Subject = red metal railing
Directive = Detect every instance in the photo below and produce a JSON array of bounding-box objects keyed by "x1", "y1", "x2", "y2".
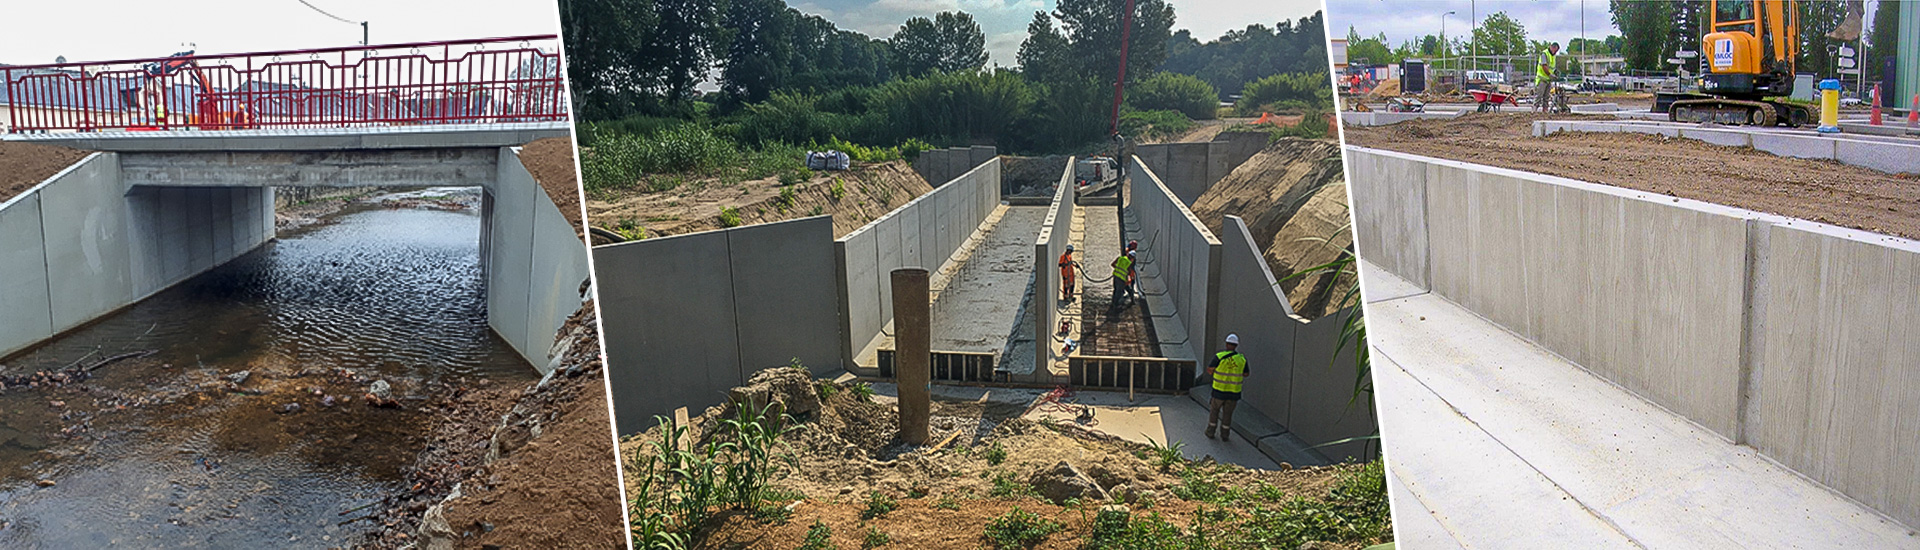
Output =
[{"x1": 2, "y1": 35, "x2": 565, "y2": 134}]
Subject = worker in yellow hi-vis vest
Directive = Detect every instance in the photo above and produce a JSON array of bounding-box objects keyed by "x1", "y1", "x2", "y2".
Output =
[
  {"x1": 1205, "y1": 333, "x2": 1247, "y2": 442},
  {"x1": 1109, "y1": 243, "x2": 1137, "y2": 309}
]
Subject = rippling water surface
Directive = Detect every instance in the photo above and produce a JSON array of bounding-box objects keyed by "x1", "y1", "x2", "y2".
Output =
[{"x1": 0, "y1": 195, "x2": 533, "y2": 547}]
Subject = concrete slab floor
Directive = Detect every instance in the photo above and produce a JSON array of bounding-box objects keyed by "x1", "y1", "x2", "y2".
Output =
[
  {"x1": 855, "y1": 378, "x2": 1278, "y2": 470},
  {"x1": 856, "y1": 204, "x2": 1011, "y2": 367},
  {"x1": 928, "y1": 206, "x2": 1044, "y2": 354},
  {"x1": 1362, "y1": 261, "x2": 1920, "y2": 549}
]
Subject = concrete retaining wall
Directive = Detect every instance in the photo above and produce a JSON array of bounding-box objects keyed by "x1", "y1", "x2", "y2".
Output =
[
  {"x1": 838, "y1": 159, "x2": 1003, "y2": 364},
  {"x1": 910, "y1": 146, "x2": 997, "y2": 190},
  {"x1": 1, "y1": 153, "x2": 274, "y2": 358},
  {"x1": 1217, "y1": 215, "x2": 1377, "y2": 462},
  {"x1": 120, "y1": 149, "x2": 500, "y2": 187},
  {"x1": 1534, "y1": 120, "x2": 1920, "y2": 175},
  {"x1": 485, "y1": 146, "x2": 592, "y2": 372},
  {"x1": 1133, "y1": 132, "x2": 1267, "y2": 205},
  {"x1": 1032, "y1": 158, "x2": 1076, "y2": 375},
  {"x1": 1338, "y1": 111, "x2": 1461, "y2": 127},
  {"x1": 1128, "y1": 156, "x2": 1220, "y2": 362},
  {"x1": 596, "y1": 216, "x2": 842, "y2": 435},
  {"x1": 1348, "y1": 145, "x2": 1920, "y2": 529}
]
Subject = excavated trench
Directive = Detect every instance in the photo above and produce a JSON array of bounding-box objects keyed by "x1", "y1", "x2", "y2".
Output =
[{"x1": 0, "y1": 189, "x2": 534, "y2": 547}]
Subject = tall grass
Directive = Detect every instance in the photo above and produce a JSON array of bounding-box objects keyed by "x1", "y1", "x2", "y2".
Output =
[{"x1": 627, "y1": 400, "x2": 799, "y2": 549}]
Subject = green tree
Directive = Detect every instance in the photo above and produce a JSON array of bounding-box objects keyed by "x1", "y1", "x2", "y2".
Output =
[
  {"x1": 719, "y1": 0, "x2": 796, "y2": 104},
  {"x1": 889, "y1": 11, "x2": 989, "y2": 78},
  {"x1": 1344, "y1": 27, "x2": 1394, "y2": 64},
  {"x1": 1866, "y1": 0, "x2": 1901, "y2": 85},
  {"x1": 1611, "y1": 1, "x2": 1676, "y2": 71},
  {"x1": 1157, "y1": 12, "x2": 1325, "y2": 99},
  {"x1": 1054, "y1": 0, "x2": 1177, "y2": 88},
  {"x1": 559, "y1": 0, "x2": 660, "y2": 120},
  {"x1": 1017, "y1": 11, "x2": 1073, "y2": 83},
  {"x1": 645, "y1": 0, "x2": 721, "y2": 103},
  {"x1": 1797, "y1": 0, "x2": 1852, "y2": 76},
  {"x1": 1126, "y1": 72, "x2": 1217, "y2": 119},
  {"x1": 1472, "y1": 11, "x2": 1530, "y2": 57}
]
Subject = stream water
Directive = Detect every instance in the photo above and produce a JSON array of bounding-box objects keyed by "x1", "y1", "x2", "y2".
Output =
[{"x1": 0, "y1": 188, "x2": 534, "y2": 547}]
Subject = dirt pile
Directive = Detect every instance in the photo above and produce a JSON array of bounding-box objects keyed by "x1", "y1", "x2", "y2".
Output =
[
  {"x1": 517, "y1": 137, "x2": 585, "y2": 238},
  {"x1": 586, "y1": 160, "x2": 933, "y2": 243},
  {"x1": 625, "y1": 368, "x2": 1386, "y2": 549},
  {"x1": 1002, "y1": 155, "x2": 1069, "y2": 196},
  {"x1": 360, "y1": 301, "x2": 624, "y2": 549},
  {"x1": 1346, "y1": 112, "x2": 1920, "y2": 240},
  {"x1": 0, "y1": 142, "x2": 91, "y2": 203},
  {"x1": 1190, "y1": 138, "x2": 1353, "y2": 319}
]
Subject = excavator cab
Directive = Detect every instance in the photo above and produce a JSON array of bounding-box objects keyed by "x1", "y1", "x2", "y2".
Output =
[{"x1": 1672, "y1": 0, "x2": 1821, "y2": 126}]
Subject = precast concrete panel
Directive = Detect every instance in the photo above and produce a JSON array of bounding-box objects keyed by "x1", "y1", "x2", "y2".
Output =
[
  {"x1": 969, "y1": 146, "x2": 995, "y2": 171},
  {"x1": 1218, "y1": 217, "x2": 1296, "y2": 427},
  {"x1": 726, "y1": 216, "x2": 842, "y2": 376},
  {"x1": 840, "y1": 227, "x2": 881, "y2": 363},
  {"x1": 1836, "y1": 140, "x2": 1920, "y2": 175},
  {"x1": 0, "y1": 193, "x2": 55, "y2": 357},
  {"x1": 1751, "y1": 224, "x2": 1920, "y2": 528},
  {"x1": 526, "y1": 178, "x2": 591, "y2": 370},
  {"x1": 38, "y1": 154, "x2": 136, "y2": 333},
  {"x1": 1206, "y1": 141, "x2": 1231, "y2": 192},
  {"x1": 185, "y1": 187, "x2": 215, "y2": 273},
  {"x1": 1751, "y1": 133, "x2": 1838, "y2": 160},
  {"x1": 1345, "y1": 149, "x2": 1430, "y2": 289},
  {"x1": 1287, "y1": 309, "x2": 1376, "y2": 461},
  {"x1": 594, "y1": 230, "x2": 742, "y2": 435},
  {"x1": 209, "y1": 187, "x2": 236, "y2": 259},
  {"x1": 874, "y1": 214, "x2": 905, "y2": 332},
  {"x1": 917, "y1": 191, "x2": 939, "y2": 269},
  {"x1": 486, "y1": 154, "x2": 538, "y2": 363},
  {"x1": 1166, "y1": 142, "x2": 1211, "y2": 204}
]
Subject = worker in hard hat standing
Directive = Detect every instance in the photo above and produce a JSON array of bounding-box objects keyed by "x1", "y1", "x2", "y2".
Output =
[
  {"x1": 1110, "y1": 241, "x2": 1137, "y2": 309},
  {"x1": 1058, "y1": 244, "x2": 1077, "y2": 303},
  {"x1": 1205, "y1": 333, "x2": 1247, "y2": 442}
]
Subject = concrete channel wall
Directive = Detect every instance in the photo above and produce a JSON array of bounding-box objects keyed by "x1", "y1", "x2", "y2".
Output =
[
  {"x1": 1218, "y1": 215, "x2": 1376, "y2": 462},
  {"x1": 485, "y1": 147, "x2": 593, "y2": 372},
  {"x1": 0, "y1": 153, "x2": 274, "y2": 358},
  {"x1": 595, "y1": 216, "x2": 842, "y2": 435},
  {"x1": 1032, "y1": 158, "x2": 1076, "y2": 376},
  {"x1": 910, "y1": 146, "x2": 997, "y2": 190},
  {"x1": 1132, "y1": 133, "x2": 1266, "y2": 204},
  {"x1": 1348, "y1": 146, "x2": 1920, "y2": 529},
  {"x1": 1127, "y1": 156, "x2": 1221, "y2": 363},
  {"x1": 837, "y1": 159, "x2": 1004, "y2": 365}
]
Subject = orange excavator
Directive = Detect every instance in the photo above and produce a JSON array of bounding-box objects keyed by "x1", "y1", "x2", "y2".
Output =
[
  {"x1": 124, "y1": 51, "x2": 256, "y2": 131},
  {"x1": 1670, "y1": 0, "x2": 1865, "y2": 126}
]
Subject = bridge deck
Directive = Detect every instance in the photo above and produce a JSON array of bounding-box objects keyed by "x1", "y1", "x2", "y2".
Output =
[{"x1": 3, "y1": 122, "x2": 571, "y2": 151}]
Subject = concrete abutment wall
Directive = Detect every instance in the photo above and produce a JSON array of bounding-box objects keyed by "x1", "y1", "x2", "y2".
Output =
[
  {"x1": 1348, "y1": 146, "x2": 1920, "y2": 529},
  {"x1": 1, "y1": 153, "x2": 273, "y2": 358},
  {"x1": 1032, "y1": 158, "x2": 1076, "y2": 377}
]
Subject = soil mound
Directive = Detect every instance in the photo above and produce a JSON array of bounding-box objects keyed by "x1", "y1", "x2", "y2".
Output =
[
  {"x1": 0, "y1": 142, "x2": 91, "y2": 203},
  {"x1": 586, "y1": 160, "x2": 934, "y2": 243},
  {"x1": 1190, "y1": 138, "x2": 1353, "y2": 319}
]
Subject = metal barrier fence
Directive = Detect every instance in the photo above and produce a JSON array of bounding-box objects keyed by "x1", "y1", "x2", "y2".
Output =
[
  {"x1": 3, "y1": 35, "x2": 563, "y2": 133},
  {"x1": 877, "y1": 350, "x2": 998, "y2": 383},
  {"x1": 1067, "y1": 356, "x2": 1196, "y2": 393}
]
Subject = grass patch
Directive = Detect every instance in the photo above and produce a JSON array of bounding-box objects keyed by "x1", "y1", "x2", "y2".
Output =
[
  {"x1": 988, "y1": 471, "x2": 1038, "y2": 499},
  {"x1": 719, "y1": 207, "x2": 743, "y2": 228},
  {"x1": 861, "y1": 526, "x2": 891, "y2": 549},
  {"x1": 1145, "y1": 437, "x2": 1185, "y2": 469},
  {"x1": 798, "y1": 520, "x2": 837, "y2": 550},
  {"x1": 861, "y1": 490, "x2": 898, "y2": 520},
  {"x1": 984, "y1": 441, "x2": 1008, "y2": 466},
  {"x1": 983, "y1": 506, "x2": 1063, "y2": 549}
]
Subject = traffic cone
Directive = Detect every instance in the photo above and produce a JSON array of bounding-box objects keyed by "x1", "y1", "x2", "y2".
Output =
[{"x1": 1870, "y1": 83, "x2": 1882, "y2": 126}]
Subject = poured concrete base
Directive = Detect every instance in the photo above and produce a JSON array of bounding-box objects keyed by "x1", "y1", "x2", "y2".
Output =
[
  {"x1": 1534, "y1": 119, "x2": 1920, "y2": 175},
  {"x1": 1364, "y1": 262, "x2": 1920, "y2": 549}
]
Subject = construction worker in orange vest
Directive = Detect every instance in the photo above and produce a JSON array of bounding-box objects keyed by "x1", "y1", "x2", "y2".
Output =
[
  {"x1": 1205, "y1": 333, "x2": 1247, "y2": 442},
  {"x1": 1058, "y1": 244, "x2": 1076, "y2": 302}
]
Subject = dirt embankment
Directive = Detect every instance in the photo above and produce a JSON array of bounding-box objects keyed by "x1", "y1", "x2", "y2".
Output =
[
  {"x1": 1190, "y1": 138, "x2": 1354, "y2": 319},
  {"x1": 360, "y1": 302, "x2": 625, "y2": 549},
  {"x1": 1002, "y1": 155, "x2": 1069, "y2": 197},
  {"x1": 586, "y1": 160, "x2": 933, "y2": 243},
  {"x1": 0, "y1": 142, "x2": 92, "y2": 203},
  {"x1": 1345, "y1": 113, "x2": 1920, "y2": 240},
  {"x1": 625, "y1": 368, "x2": 1383, "y2": 549},
  {"x1": 517, "y1": 137, "x2": 585, "y2": 237}
]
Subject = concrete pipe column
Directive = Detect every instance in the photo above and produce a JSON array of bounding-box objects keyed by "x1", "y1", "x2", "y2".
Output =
[{"x1": 892, "y1": 267, "x2": 931, "y2": 445}]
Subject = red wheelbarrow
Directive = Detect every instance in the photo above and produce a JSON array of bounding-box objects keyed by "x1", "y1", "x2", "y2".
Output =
[{"x1": 1470, "y1": 89, "x2": 1518, "y2": 112}]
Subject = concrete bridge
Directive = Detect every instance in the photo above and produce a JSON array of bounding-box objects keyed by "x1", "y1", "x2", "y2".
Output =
[{"x1": 0, "y1": 123, "x2": 589, "y2": 372}]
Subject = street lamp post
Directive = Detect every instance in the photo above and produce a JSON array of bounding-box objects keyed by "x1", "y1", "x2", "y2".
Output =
[{"x1": 1443, "y1": 10, "x2": 1457, "y2": 91}]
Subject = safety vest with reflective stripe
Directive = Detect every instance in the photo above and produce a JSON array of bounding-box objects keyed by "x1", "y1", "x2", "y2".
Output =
[
  {"x1": 1211, "y1": 351, "x2": 1246, "y2": 393},
  {"x1": 1112, "y1": 254, "x2": 1133, "y2": 281},
  {"x1": 1537, "y1": 50, "x2": 1557, "y2": 82}
]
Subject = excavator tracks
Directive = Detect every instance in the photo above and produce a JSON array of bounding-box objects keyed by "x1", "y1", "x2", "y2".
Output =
[{"x1": 1670, "y1": 98, "x2": 1812, "y2": 127}]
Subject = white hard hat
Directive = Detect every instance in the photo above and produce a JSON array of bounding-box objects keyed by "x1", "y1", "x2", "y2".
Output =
[{"x1": 1225, "y1": 334, "x2": 1239, "y2": 345}]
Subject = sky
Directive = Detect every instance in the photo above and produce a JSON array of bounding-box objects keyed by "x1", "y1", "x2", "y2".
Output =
[
  {"x1": 787, "y1": 0, "x2": 1328, "y2": 69},
  {"x1": 1, "y1": 0, "x2": 560, "y2": 65},
  {"x1": 1326, "y1": 0, "x2": 1623, "y2": 52}
]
